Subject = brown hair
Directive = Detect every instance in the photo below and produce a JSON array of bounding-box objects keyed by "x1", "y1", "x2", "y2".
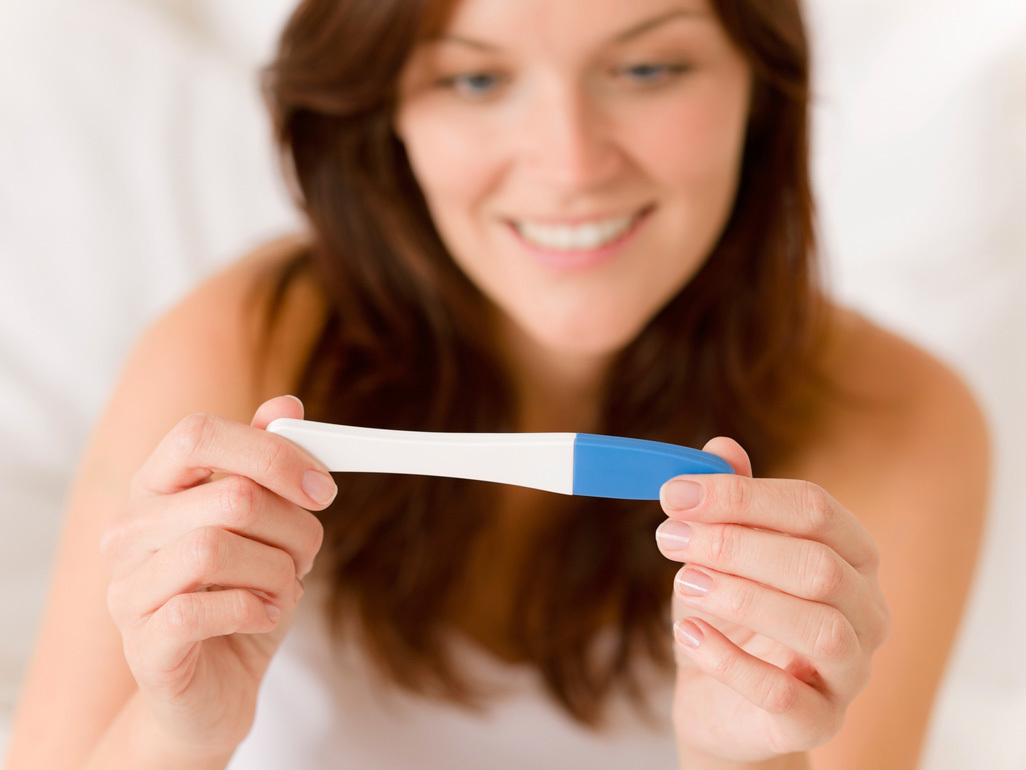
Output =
[{"x1": 261, "y1": 0, "x2": 824, "y2": 725}]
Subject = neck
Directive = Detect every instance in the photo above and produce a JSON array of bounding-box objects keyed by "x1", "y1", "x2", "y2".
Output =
[{"x1": 495, "y1": 319, "x2": 612, "y2": 434}]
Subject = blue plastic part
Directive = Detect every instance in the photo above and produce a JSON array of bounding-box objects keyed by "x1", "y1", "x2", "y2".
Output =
[{"x1": 571, "y1": 433, "x2": 734, "y2": 499}]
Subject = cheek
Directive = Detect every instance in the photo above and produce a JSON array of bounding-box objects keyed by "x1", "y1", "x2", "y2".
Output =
[
  {"x1": 627, "y1": 73, "x2": 751, "y2": 199},
  {"x1": 398, "y1": 105, "x2": 502, "y2": 212},
  {"x1": 643, "y1": 109, "x2": 745, "y2": 197}
]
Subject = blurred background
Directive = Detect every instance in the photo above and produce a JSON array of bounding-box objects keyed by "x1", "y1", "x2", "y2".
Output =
[{"x1": 1, "y1": 1, "x2": 1023, "y2": 766}]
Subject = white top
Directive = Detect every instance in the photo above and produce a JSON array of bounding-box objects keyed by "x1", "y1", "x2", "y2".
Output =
[{"x1": 228, "y1": 581, "x2": 678, "y2": 769}]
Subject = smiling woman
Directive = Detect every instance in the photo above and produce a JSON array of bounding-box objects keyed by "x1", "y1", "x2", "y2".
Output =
[
  {"x1": 395, "y1": 1, "x2": 753, "y2": 356},
  {"x1": 4, "y1": 1, "x2": 987, "y2": 769}
]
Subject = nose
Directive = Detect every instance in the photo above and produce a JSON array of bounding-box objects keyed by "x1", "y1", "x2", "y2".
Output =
[{"x1": 518, "y1": 82, "x2": 623, "y2": 192}]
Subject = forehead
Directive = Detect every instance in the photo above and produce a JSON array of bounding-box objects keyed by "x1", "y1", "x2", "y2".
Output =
[{"x1": 435, "y1": 0, "x2": 719, "y2": 51}]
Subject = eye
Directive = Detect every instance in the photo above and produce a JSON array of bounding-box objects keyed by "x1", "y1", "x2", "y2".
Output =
[
  {"x1": 616, "y1": 62, "x2": 689, "y2": 87},
  {"x1": 439, "y1": 72, "x2": 505, "y2": 99}
]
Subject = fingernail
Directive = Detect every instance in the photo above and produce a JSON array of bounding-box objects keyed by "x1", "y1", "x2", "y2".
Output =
[
  {"x1": 662, "y1": 480, "x2": 704, "y2": 511},
  {"x1": 674, "y1": 619, "x2": 703, "y2": 648},
  {"x1": 675, "y1": 569, "x2": 713, "y2": 597},
  {"x1": 655, "y1": 520, "x2": 692, "y2": 551},
  {"x1": 264, "y1": 603, "x2": 282, "y2": 622},
  {"x1": 302, "y1": 470, "x2": 337, "y2": 505}
]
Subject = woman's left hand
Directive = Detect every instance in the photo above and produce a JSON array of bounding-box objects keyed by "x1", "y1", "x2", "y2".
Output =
[{"x1": 656, "y1": 438, "x2": 890, "y2": 764}]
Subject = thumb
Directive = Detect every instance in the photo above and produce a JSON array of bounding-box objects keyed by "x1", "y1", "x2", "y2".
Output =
[
  {"x1": 700, "y1": 436, "x2": 753, "y2": 478},
  {"x1": 251, "y1": 394, "x2": 305, "y2": 430}
]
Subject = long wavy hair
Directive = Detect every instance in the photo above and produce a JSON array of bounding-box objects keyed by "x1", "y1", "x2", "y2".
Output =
[{"x1": 260, "y1": 0, "x2": 825, "y2": 725}]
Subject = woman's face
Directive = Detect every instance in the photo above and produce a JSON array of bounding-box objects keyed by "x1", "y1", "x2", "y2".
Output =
[{"x1": 396, "y1": 0, "x2": 752, "y2": 361}]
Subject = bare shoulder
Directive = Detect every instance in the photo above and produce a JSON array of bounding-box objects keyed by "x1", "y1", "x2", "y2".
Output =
[
  {"x1": 784, "y1": 305, "x2": 990, "y2": 521},
  {"x1": 796, "y1": 309, "x2": 991, "y2": 768},
  {"x1": 117, "y1": 234, "x2": 327, "y2": 428},
  {"x1": 75, "y1": 232, "x2": 329, "y2": 535}
]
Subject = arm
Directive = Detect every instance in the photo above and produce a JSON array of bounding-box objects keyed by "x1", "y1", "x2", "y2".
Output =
[
  {"x1": 802, "y1": 326, "x2": 989, "y2": 769},
  {"x1": 656, "y1": 314, "x2": 988, "y2": 769},
  {"x1": 5, "y1": 252, "x2": 328, "y2": 769}
]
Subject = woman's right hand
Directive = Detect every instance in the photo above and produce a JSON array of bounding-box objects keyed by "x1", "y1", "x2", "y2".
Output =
[{"x1": 100, "y1": 395, "x2": 335, "y2": 756}]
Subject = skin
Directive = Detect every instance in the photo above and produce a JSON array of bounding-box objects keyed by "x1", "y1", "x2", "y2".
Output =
[
  {"x1": 6, "y1": 1, "x2": 989, "y2": 769},
  {"x1": 395, "y1": 0, "x2": 751, "y2": 365}
]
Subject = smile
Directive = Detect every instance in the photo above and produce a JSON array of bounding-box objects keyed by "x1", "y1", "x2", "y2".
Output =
[{"x1": 512, "y1": 208, "x2": 650, "y2": 252}]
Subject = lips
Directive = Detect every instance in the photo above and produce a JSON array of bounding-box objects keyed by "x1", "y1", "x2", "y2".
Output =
[{"x1": 511, "y1": 206, "x2": 652, "y2": 253}]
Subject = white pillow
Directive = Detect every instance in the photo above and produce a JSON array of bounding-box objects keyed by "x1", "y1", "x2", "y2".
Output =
[
  {"x1": 160, "y1": 0, "x2": 298, "y2": 68},
  {"x1": 0, "y1": 0, "x2": 297, "y2": 749}
]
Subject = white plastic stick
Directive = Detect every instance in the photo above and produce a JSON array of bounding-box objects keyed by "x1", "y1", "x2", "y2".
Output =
[{"x1": 267, "y1": 418, "x2": 576, "y2": 494}]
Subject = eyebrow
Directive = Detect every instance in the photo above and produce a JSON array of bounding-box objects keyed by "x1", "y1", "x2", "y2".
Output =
[
  {"x1": 613, "y1": 8, "x2": 710, "y2": 44},
  {"x1": 432, "y1": 7, "x2": 709, "y2": 54}
]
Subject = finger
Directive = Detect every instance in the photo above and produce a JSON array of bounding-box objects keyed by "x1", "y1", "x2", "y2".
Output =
[
  {"x1": 106, "y1": 474, "x2": 324, "y2": 579},
  {"x1": 134, "y1": 411, "x2": 337, "y2": 510},
  {"x1": 701, "y1": 436, "x2": 753, "y2": 478},
  {"x1": 251, "y1": 394, "x2": 304, "y2": 430},
  {"x1": 673, "y1": 565, "x2": 866, "y2": 689},
  {"x1": 656, "y1": 520, "x2": 864, "y2": 624},
  {"x1": 129, "y1": 589, "x2": 283, "y2": 678},
  {"x1": 660, "y1": 473, "x2": 879, "y2": 571},
  {"x1": 673, "y1": 617, "x2": 841, "y2": 747},
  {"x1": 110, "y1": 527, "x2": 303, "y2": 626}
]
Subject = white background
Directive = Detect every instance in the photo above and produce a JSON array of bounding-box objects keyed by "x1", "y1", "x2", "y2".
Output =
[{"x1": 1, "y1": 1, "x2": 1024, "y2": 766}]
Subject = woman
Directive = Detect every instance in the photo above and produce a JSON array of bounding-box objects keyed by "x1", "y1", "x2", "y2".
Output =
[{"x1": 6, "y1": 0, "x2": 988, "y2": 768}]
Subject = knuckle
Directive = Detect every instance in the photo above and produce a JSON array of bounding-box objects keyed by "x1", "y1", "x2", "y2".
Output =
[
  {"x1": 811, "y1": 609, "x2": 854, "y2": 660},
  {"x1": 869, "y1": 597, "x2": 893, "y2": 648},
  {"x1": 172, "y1": 412, "x2": 222, "y2": 465},
  {"x1": 225, "y1": 590, "x2": 259, "y2": 632},
  {"x1": 185, "y1": 527, "x2": 225, "y2": 581},
  {"x1": 707, "y1": 524, "x2": 744, "y2": 566},
  {"x1": 799, "y1": 543, "x2": 846, "y2": 602},
  {"x1": 879, "y1": 601, "x2": 893, "y2": 642},
  {"x1": 822, "y1": 707, "x2": 847, "y2": 743},
  {"x1": 760, "y1": 674, "x2": 800, "y2": 715},
  {"x1": 726, "y1": 581, "x2": 759, "y2": 621},
  {"x1": 105, "y1": 581, "x2": 129, "y2": 624},
  {"x1": 851, "y1": 656, "x2": 873, "y2": 697},
  {"x1": 799, "y1": 481, "x2": 835, "y2": 534},
  {"x1": 128, "y1": 467, "x2": 148, "y2": 499},
  {"x1": 708, "y1": 644, "x2": 742, "y2": 683},
  {"x1": 287, "y1": 512, "x2": 325, "y2": 579},
  {"x1": 220, "y1": 476, "x2": 260, "y2": 530},
  {"x1": 161, "y1": 593, "x2": 201, "y2": 639},
  {"x1": 269, "y1": 549, "x2": 299, "y2": 593},
  {"x1": 255, "y1": 437, "x2": 290, "y2": 486},
  {"x1": 98, "y1": 521, "x2": 124, "y2": 563},
  {"x1": 100, "y1": 511, "x2": 142, "y2": 571},
  {"x1": 784, "y1": 705, "x2": 843, "y2": 751},
  {"x1": 121, "y1": 635, "x2": 145, "y2": 672},
  {"x1": 299, "y1": 513, "x2": 325, "y2": 567},
  {"x1": 309, "y1": 514, "x2": 325, "y2": 554},
  {"x1": 722, "y1": 474, "x2": 753, "y2": 514},
  {"x1": 863, "y1": 538, "x2": 883, "y2": 572}
]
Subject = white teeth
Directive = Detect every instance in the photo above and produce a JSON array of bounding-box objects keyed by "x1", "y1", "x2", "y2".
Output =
[{"x1": 516, "y1": 215, "x2": 635, "y2": 251}]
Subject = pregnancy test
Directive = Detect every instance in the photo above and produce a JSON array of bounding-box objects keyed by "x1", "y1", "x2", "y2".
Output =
[{"x1": 267, "y1": 418, "x2": 733, "y2": 500}]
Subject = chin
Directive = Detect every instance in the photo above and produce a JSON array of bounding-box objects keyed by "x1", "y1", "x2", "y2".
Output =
[{"x1": 519, "y1": 314, "x2": 649, "y2": 361}]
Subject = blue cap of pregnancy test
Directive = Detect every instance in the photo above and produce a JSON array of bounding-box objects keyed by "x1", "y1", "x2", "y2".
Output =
[{"x1": 571, "y1": 433, "x2": 734, "y2": 500}]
